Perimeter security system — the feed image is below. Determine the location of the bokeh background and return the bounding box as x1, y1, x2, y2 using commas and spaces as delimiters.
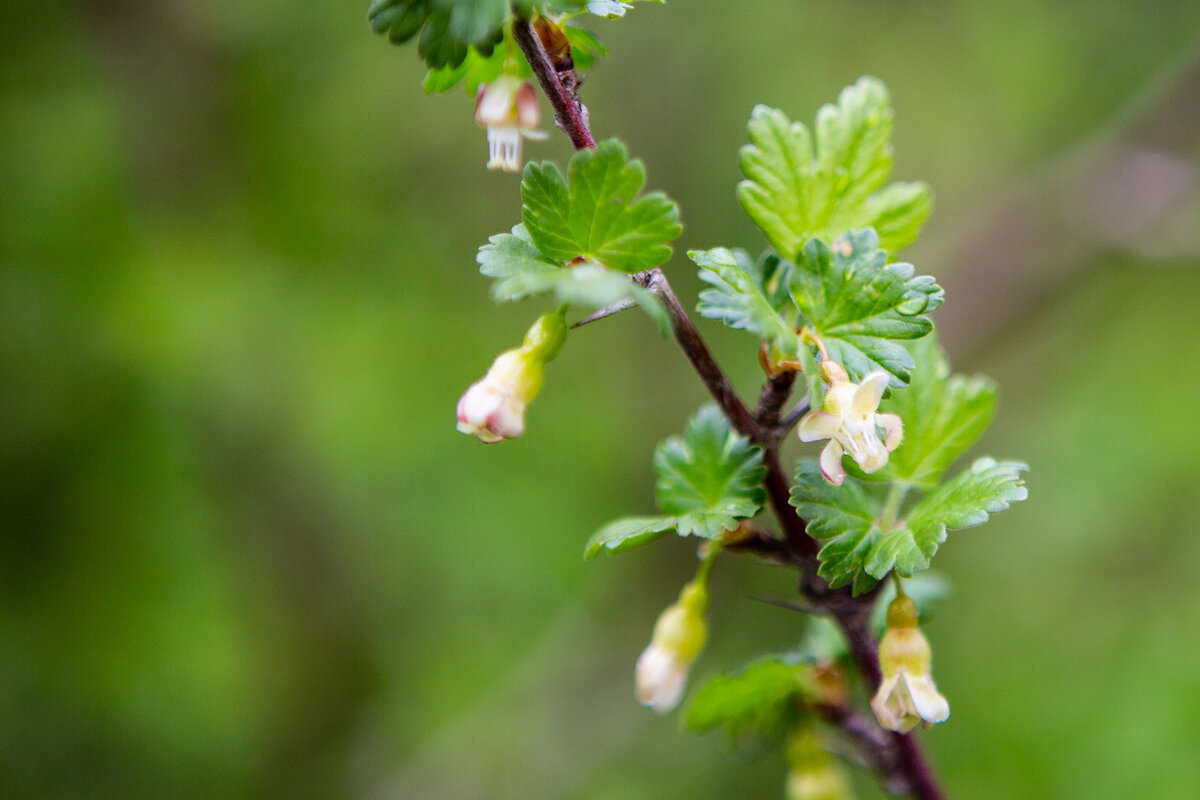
3, 0, 1200, 798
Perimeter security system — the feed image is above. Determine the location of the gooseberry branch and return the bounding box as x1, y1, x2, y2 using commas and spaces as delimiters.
513, 15, 947, 800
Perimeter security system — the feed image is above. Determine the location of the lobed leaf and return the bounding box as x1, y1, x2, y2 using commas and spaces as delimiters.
521, 139, 682, 273
369, 0, 506, 69
737, 77, 932, 258
585, 406, 767, 557
478, 225, 670, 333
789, 229, 942, 387
865, 458, 1028, 578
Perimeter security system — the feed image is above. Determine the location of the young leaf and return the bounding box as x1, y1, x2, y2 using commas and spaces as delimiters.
737, 77, 932, 258
478, 224, 669, 333
691, 248, 800, 358
789, 460, 884, 594
790, 229, 943, 386
685, 658, 812, 743
654, 406, 767, 538
876, 335, 997, 490
521, 139, 682, 273
866, 458, 1028, 577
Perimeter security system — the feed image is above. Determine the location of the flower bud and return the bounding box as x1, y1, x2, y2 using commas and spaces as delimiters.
456, 310, 566, 443
870, 594, 949, 732
785, 728, 856, 800
635, 581, 708, 714
474, 75, 548, 172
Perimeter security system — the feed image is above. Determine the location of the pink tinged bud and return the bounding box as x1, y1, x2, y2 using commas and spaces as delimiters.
635, 582, 708, 714
797, 367, 903, 484
474, 76, 547, 173
455, 350, 542, 443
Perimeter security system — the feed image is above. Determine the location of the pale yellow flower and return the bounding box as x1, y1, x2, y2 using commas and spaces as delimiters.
797, 363, 902, 485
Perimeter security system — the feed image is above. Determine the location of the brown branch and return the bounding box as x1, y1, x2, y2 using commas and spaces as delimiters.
512, 17, 595, 151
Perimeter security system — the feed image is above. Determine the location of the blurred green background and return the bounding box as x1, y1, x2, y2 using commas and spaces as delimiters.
3, 1, 1199, 798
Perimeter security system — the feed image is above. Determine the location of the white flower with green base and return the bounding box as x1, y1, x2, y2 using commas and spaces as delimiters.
456, 308, 566, 443
871, 592, 950, 733
636, 578, 709, 714
474, 74, 548, 172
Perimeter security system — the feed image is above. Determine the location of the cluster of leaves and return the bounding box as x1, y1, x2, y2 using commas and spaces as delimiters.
585, 406, 766, 557
369, 0, 652, 90
692, 228, 942, 405
478, 139, 683, 332
694, 78, 942, 395
790, 336, 1028, 594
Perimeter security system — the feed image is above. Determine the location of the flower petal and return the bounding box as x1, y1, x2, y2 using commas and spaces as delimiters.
819, 440, 846, 485
908, 674, 950, 725
797, 410, 841, 442
851, 371, 890, 415
876, 413, 904, 451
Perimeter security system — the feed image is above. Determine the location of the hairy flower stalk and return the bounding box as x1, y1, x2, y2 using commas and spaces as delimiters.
797, 361, 903, 485
456, 308, 566, 442
474, 74, 547, 172
871, 592, 950, 733
635, 577, 709, 713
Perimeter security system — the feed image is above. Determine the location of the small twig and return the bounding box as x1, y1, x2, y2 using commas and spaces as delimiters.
571, 298, 637, 328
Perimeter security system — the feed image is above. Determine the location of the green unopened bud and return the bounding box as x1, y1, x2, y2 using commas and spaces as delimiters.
635, 579, 709, 714
870, 594, 949, 732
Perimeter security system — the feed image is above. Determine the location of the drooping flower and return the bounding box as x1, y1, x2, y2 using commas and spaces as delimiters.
870, 593, 950, 733
456, 309, 566, 443
797, 361, 903, 485
474, 75, 547, 172
635, 581, 708, 714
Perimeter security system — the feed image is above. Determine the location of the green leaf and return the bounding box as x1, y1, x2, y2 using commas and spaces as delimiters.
877, 335, 997, 490
789, 460, 884, 593
654, 406, 767, 538
685, 658, 812, 743
521, 139, 683, 273
584, 516, 677, 558
368, 0, 511, 69
585, 406, 767, 557
477, 225, 670, 334
691, 248, 800, 358
737, 77, 932, 257
866, 458, 1028, 577
790, 229, 943, 387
